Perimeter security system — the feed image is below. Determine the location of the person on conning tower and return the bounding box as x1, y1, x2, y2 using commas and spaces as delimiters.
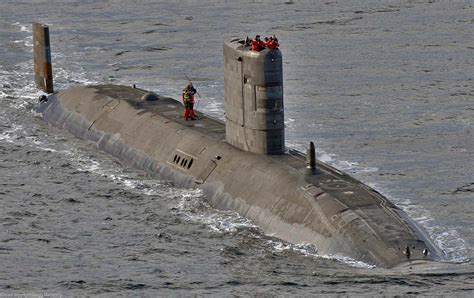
182, 83, 197, 121
267, 34, 279, 49
251, 35, 265, 51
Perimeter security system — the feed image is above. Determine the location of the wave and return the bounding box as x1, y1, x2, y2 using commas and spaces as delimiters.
172, 190, 258, 233
269, 240, 376, 268
12, 22, 32, 33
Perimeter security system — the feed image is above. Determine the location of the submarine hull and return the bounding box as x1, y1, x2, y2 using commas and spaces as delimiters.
36, 85, 443, 268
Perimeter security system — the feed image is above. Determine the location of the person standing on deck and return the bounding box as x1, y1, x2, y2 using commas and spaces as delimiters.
182, 83, 197, 120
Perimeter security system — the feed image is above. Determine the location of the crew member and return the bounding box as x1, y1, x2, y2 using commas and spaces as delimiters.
182, 83, 197, 120
267, 37, 275, 49
267, 34, 279, 49
251, 35, 265, 52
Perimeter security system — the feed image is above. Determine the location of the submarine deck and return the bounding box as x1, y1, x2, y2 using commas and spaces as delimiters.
43, 84, 442, 267
94, 85, 227, 141
94, 85, 401, 212
94, 86, 338, 174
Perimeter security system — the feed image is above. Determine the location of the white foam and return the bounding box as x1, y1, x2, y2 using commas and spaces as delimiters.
0, 90, 9, 100
12, 36, 33, 48
269, 240, 375, 269
65, 151, 176, 197
0, 124, 24, 144
77, 159, 101, 172
19, 24, 31, 33
53, 66, 100, 89
36, 146, 60, 153
24, 38, 33, 48
319, 152, 378, 173
0, 60, 43, 110
173, 191, 258, 233
25, 135, 45, 146
109, 174, 170, 197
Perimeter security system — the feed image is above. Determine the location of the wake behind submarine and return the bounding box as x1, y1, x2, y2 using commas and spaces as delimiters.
33, 23, 445, 269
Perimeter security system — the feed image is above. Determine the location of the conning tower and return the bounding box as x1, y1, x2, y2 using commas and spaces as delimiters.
223, 38, 284, 155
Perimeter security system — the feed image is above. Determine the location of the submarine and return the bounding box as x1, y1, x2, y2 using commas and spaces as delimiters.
33, 23, 445, 268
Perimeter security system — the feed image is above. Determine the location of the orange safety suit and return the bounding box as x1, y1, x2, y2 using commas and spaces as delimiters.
182, 86, 196, 120
251, 39, 265, 51
267, 38, 279, 49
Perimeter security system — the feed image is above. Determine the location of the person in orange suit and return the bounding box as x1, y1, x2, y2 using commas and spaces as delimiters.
267, 35, 279, 49
251, 35, 265, 51
182, 83, 197, 120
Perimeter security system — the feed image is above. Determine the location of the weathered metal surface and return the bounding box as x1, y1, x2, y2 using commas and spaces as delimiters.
36, 84, 443, 268
224, 39, 284, 155
33, 23, 53, 93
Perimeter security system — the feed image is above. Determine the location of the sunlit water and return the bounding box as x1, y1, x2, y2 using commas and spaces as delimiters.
1, 0, 473, 295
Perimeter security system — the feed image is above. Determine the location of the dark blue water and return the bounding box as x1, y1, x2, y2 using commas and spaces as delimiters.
1, 0, 473, 295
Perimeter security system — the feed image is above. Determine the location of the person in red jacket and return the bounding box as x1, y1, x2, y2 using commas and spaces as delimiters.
267, 35, 279, 49
182, 83, 197, 120
251, 35, 265, 51
272, 34, 279, 48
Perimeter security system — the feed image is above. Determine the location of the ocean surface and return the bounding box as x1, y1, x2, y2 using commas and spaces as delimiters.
1, 0, 473, 295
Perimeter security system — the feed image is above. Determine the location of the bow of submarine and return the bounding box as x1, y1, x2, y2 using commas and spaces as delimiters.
35, 84, 445, 269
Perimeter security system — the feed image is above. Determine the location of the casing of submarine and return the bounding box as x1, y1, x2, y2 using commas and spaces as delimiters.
34, 25, 444, 268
